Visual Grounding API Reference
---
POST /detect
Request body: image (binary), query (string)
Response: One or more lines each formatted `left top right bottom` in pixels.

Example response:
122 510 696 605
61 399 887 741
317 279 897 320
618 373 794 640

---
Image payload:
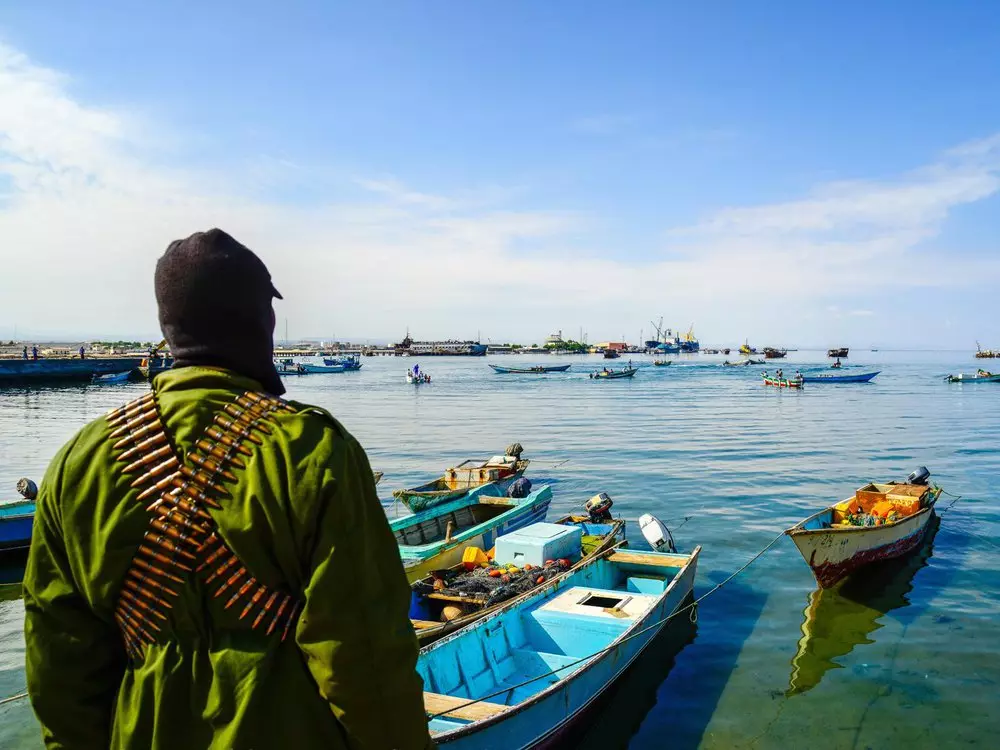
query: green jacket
23 367 432 750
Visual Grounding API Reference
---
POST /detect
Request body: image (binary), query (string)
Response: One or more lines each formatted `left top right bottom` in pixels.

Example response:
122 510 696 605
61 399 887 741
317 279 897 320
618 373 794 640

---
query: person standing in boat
23 229 432 750
31 345 38 360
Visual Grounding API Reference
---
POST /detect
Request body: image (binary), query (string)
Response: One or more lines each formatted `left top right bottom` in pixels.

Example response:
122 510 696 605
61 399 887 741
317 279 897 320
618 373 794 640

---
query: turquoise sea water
1 351 998 748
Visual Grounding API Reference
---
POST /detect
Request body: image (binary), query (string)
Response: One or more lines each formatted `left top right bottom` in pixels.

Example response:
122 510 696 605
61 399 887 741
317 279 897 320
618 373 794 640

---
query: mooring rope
427 529 787 720
0 690 28 706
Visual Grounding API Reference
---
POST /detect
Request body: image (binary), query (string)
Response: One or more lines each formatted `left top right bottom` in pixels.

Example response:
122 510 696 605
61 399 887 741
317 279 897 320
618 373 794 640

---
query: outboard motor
907 466 931 486
506 477 532 499
16 477 38 500
585 492 614 521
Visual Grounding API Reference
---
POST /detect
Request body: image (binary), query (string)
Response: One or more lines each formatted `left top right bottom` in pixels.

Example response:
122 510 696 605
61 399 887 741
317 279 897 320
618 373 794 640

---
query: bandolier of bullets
106 390 303 658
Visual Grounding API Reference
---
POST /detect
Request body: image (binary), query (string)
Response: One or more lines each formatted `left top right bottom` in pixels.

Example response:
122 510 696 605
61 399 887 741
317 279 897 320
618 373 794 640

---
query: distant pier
0 357 146 386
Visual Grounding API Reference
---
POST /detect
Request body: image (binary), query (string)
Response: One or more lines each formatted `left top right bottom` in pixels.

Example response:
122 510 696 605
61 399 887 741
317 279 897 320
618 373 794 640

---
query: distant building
595 342 628 352
545 330 565 346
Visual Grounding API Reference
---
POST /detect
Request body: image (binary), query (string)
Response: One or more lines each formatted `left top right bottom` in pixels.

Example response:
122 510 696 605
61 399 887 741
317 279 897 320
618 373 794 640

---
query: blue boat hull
299 363 346 373
0 501 35 552
421 547 700 748
800 371 880 383
489 365 572 374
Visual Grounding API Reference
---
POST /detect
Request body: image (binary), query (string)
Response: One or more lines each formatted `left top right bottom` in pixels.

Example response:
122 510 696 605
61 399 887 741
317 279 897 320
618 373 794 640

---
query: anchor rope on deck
427 529 787 720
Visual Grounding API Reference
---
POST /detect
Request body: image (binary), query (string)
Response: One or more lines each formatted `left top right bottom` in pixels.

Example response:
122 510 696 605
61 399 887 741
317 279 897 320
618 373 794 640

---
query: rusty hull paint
787 490 939 589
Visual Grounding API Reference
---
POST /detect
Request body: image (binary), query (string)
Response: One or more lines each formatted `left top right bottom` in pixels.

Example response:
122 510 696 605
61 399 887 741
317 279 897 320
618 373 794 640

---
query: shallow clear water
1 351 998 748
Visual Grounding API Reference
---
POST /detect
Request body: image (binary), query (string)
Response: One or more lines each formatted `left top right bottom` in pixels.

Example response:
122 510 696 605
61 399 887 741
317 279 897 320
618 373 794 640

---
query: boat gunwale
393 460 529 502
397 486 552 563
412 515 626 644
426 543 702 742
784 488 940 538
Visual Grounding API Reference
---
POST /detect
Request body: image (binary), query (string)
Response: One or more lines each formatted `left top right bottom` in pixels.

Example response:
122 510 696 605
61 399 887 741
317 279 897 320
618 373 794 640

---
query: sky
1 1 999 347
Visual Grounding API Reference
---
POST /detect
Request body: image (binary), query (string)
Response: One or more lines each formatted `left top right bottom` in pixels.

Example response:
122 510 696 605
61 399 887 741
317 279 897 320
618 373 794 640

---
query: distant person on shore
23 229 432 750
31 345 38 360
79 345 85 359
22 345 27 360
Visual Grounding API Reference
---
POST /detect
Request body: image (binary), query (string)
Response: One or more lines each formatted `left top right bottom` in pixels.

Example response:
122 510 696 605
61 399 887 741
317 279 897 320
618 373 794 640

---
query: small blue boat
0 500 35 553
800 371 880 384
324 356 362 371
393 484 552 583
418 543 700 746
92 371 133 384
489 364 571 374
298 362 346 374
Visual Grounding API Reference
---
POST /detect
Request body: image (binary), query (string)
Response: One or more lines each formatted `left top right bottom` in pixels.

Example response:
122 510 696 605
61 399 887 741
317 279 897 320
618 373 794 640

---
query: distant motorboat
828 347 849 358
946 370 1000 383
590 367 638 380
489 364 571 374
763 348 787 359
407 370 432 384
801 371 880 384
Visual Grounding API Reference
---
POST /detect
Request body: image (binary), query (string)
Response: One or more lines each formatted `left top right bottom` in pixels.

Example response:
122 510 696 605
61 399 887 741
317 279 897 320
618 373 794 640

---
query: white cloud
1 41 999 346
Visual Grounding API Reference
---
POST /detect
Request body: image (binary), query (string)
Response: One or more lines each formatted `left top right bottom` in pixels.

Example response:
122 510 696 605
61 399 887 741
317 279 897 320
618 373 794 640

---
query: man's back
23 366 431 749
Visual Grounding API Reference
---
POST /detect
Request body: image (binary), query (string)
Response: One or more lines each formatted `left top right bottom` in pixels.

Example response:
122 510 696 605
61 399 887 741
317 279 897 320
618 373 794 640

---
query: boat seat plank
411 619 441 630
609 550 687 568
424 692 509 721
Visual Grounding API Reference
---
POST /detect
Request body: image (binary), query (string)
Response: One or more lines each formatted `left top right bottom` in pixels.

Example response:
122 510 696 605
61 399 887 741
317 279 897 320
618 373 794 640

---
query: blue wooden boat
0 500 35 553
298 362 346 374
800 371 880 384
946 370 1000 383
418 543 700 746
92 370 133 384
489 364 571 374
324 356 362 371
393 484 552 583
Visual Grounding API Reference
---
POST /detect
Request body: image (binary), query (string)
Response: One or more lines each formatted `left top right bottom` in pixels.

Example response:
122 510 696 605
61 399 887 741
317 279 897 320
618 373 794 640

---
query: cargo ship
394 332 487 357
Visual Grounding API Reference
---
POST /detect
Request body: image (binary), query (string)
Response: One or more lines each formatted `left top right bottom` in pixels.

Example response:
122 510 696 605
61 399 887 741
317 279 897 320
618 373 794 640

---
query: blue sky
1 2 999 346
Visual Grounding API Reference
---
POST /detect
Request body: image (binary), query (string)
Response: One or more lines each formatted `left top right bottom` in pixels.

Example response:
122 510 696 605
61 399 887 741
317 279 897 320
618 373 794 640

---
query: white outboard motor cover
639 513 673 553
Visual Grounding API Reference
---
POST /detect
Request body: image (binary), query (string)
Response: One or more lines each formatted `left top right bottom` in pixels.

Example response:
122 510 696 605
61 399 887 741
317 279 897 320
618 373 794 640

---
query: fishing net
506 477 532 498
414 559 572 610
505 443 524 458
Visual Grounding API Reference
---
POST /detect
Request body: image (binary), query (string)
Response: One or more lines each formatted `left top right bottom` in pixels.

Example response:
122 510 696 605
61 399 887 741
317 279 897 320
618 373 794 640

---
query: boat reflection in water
786 514 940 697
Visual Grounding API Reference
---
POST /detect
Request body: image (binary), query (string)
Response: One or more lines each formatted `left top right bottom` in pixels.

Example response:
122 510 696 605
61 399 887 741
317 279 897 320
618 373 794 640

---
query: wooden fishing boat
393 447 529 511
827 347 849 358
763 348 787 359
762 375 803 388
946 370 1000 383
418 543 700 746
652 360 672 367
324 356 363 370
298 362 346 374
602 349 620 359
590 367 637 380
489 364 572 374
785 472 941 588
722 359 751 367
394 484 553 583
274 359 308 375
739 340 756 355
800 371 880 384
409 512 626 646
92 371 133 384
0 500 35 553
407 370 432 384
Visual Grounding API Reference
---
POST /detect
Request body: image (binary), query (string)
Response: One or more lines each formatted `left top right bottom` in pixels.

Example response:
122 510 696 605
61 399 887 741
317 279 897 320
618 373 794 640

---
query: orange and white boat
785 468 941 588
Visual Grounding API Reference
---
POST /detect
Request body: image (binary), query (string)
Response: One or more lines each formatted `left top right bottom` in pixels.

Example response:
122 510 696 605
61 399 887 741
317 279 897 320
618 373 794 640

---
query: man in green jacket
23 229 433 749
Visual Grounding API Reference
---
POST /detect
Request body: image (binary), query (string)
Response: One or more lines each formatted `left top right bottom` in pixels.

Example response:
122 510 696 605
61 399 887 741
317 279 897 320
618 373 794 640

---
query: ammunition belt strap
106 390 303 658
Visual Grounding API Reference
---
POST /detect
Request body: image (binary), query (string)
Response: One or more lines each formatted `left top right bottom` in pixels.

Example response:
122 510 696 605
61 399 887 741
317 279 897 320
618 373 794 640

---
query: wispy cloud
2 41 999 345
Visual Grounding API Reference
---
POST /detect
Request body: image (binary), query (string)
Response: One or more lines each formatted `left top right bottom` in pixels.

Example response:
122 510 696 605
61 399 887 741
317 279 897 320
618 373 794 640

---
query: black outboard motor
907 466 931 486
585 493 614 522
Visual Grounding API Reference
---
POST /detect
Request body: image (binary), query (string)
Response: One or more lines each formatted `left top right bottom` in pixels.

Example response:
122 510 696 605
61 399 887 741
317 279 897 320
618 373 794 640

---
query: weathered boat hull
947 373 1000 383
763 377 803 388
0 357 145 386
800 371 880 383
394 460 529 512
0 501 35 552
786 491 939 588
298 363 346 373
422 546 700 748
93 371 134 384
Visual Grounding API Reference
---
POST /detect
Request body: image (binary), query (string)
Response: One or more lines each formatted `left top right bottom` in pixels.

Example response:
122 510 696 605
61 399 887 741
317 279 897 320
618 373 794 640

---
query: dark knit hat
155 229 285 395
